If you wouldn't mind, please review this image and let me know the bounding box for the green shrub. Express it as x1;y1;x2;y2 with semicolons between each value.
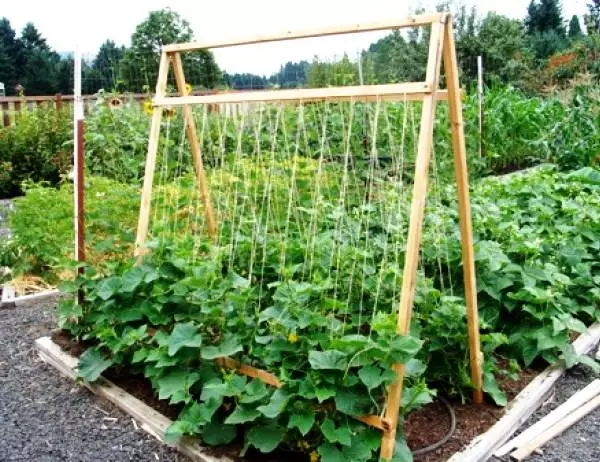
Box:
0;103;72;198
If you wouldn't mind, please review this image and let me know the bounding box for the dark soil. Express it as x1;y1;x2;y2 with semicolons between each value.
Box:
50;329;545;462
51;329;309;462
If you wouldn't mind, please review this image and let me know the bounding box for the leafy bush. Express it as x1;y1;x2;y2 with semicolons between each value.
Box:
49;163;599;461
0;102;72;198
6;177;140;283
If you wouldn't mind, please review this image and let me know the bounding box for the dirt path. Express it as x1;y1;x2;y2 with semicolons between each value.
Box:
0;295;188;462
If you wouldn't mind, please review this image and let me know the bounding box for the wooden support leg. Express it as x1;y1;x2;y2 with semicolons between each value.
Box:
170;52;218;241
379;17;447;461
135;52;170;260
443;19;484;405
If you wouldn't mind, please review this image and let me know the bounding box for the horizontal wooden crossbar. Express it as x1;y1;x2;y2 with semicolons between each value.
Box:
215;357;284;388
162;14;443;53
153;83;452;107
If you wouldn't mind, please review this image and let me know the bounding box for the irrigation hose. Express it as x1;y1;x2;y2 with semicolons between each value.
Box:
411;395;457;456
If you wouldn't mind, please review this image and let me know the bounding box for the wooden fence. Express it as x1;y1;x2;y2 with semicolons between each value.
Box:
0;91;256;128
0;93;149;127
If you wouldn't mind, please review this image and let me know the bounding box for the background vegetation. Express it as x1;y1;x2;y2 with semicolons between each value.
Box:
1;1;600;95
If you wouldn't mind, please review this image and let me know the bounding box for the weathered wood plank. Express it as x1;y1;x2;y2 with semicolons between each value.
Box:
447;322;600;462
35;336;231;462
1;283;16;308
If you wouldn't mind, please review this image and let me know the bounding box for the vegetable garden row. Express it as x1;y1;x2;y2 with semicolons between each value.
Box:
1;83;600;462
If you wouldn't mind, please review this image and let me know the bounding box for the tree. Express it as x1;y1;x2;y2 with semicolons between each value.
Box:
525;0;566;36
525;0;568;59
477;13;530;85
19;23;49;52
89;40;126;92
119;8;221;92
585;0;600;34
568;15;583;39
269;61;309;88
21;48;59;95
0;18;20;94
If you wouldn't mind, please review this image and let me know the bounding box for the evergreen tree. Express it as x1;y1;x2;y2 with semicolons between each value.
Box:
586;0;600;33
90;40;125;92
525;0;568;60
568;15;583;39
0;18;20;94
525;0;566;36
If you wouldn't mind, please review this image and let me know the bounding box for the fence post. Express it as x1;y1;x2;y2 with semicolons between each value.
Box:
1;102;9;128
73;49;85;302
56;93;63;111
477;55;484;158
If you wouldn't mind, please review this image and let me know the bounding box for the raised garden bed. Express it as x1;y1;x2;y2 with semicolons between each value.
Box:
35;324;600;462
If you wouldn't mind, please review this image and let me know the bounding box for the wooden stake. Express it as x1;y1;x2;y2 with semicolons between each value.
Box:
162;14;443;53
135;51;170;259
442;18;484;404
154;82;435;107
510;395;600;461
170;52;218;241
495;379;600;457
379;16;446;461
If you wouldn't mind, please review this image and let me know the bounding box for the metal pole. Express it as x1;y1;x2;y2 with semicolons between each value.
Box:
73;48;85;292
477;55;483;158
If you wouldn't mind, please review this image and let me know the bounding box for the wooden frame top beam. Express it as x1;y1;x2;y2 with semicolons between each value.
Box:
152;82;452;107
162;14;443;53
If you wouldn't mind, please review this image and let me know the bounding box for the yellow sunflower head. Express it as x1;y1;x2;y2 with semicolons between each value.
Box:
185;83;192;95
143;99;154;116
108;97;123;109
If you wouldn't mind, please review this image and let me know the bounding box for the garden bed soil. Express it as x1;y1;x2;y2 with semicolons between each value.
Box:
51;330;542;462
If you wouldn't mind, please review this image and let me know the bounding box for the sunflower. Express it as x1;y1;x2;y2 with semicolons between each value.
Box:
185;83;192;96
143;99;154;116
108;97;123;109
162;107;176;119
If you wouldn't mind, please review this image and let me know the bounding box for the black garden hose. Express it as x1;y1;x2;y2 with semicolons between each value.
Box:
412;395;457;456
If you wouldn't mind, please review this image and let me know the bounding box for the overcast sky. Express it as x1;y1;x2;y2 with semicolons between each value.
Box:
1;0;587;75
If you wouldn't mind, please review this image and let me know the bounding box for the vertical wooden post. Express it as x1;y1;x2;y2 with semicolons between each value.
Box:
135;51;171;259
170;52;218;241
73;49;85;304
1;102;9;128
443;18;484;404
477;55;484;159
380;16;447;461
56;94;63;111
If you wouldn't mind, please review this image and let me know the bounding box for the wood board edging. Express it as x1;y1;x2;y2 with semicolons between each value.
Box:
34;336;232;462
447;322;600;462
1;283;16;308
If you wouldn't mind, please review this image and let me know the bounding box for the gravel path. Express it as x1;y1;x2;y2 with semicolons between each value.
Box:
0;296;189;462
1;296;598;462
494;355;600;462
522;361;600;462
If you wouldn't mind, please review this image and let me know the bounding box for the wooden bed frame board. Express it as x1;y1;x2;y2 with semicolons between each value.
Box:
1;283;16;308
447;322;600;462
35;336;231;462
34;322;600;462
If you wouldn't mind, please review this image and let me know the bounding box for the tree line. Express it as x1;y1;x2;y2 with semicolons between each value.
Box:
1;1;599;97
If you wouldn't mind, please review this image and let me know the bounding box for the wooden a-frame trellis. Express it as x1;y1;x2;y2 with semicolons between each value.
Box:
134;12;483;460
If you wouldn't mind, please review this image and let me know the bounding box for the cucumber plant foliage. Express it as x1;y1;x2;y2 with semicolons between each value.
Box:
57;164;600;461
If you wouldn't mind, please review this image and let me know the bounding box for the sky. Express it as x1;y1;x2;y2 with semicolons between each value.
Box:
1;0;588;75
